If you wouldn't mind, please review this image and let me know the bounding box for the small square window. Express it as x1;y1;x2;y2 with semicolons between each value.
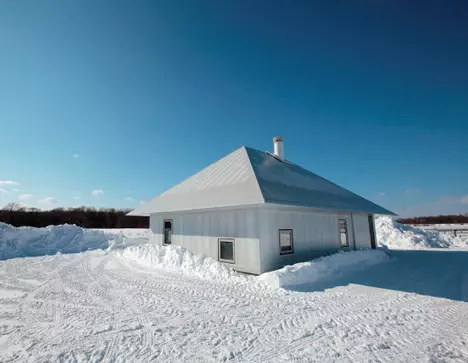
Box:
219;238;235;263
279;229;294;255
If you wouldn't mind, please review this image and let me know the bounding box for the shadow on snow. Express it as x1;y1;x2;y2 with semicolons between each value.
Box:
288;249;468;302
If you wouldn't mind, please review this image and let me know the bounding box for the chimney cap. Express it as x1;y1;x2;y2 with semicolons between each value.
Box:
272;136;285;160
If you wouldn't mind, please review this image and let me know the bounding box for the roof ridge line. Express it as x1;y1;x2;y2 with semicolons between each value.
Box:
242;146;266;204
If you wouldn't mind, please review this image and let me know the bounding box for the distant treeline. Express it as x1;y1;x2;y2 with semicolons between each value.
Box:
398;214;468;225
0;204;148;228
1;203;467;228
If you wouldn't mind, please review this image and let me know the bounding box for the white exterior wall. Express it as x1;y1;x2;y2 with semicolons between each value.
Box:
258;205;362;273
352;214;373;249
149;206;261;274
149;204;374;275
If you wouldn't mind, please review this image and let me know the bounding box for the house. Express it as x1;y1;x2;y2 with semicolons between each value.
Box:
128;137;395;274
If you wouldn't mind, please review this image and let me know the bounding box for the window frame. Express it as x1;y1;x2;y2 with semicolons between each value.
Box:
278;229;294;255
339;218;349;248
163;219;173;245
218;238;236;264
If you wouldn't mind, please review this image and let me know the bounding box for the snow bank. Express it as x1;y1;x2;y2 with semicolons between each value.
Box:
258;250;390;289
95;228;149;239
416;223;468;231
0;222;127;260
120;244;247;283
376;217;468;250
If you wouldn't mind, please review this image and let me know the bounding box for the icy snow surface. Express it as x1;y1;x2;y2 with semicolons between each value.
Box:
0;220;468;361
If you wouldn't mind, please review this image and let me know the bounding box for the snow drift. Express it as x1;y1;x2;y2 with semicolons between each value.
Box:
376;217;468;250
120;244;247;283
0;222;125;260
258;250;390;289
2;216;467;287
95;228;149;240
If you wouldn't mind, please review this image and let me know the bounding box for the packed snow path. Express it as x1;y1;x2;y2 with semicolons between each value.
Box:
1;250;468;362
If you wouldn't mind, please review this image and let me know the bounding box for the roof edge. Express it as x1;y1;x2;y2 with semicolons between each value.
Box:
128;202;265;216
261;201;397;216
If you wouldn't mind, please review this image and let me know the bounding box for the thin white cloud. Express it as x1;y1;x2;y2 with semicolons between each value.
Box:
34;196;59;210
19;194;35;201
379;192;385;196
92;189;104;196
140;200;147;204
41;196;58;204
73;153;80;158
11;188;22;192
0;180;19;185
73;196;81;200
124;196;135;202
460;195;468;204
0;188;9;194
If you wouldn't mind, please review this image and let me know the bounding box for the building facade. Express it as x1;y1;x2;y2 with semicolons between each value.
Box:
130;138;393;274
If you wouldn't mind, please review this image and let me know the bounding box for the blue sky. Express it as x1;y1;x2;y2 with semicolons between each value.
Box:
0;1;467;217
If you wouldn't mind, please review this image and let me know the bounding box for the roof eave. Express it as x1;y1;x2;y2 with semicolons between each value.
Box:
262;199;396;216
126;208;150;216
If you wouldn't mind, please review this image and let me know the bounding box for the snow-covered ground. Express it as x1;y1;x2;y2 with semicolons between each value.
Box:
0;219;468;362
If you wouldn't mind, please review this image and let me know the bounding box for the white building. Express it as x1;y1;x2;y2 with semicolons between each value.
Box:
129;137;395;274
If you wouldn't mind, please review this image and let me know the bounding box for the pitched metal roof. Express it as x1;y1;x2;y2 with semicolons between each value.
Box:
128;146;396;216
128;147;264;215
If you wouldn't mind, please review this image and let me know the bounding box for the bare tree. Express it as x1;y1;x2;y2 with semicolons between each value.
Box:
2;202;26;211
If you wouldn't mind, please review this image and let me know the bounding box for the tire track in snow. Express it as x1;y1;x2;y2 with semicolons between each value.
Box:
2;249;468;362
104;256;266;361
82;253;125;361
89;252;164;362
95;256;190;362
111;253;468;362
0;256;76;357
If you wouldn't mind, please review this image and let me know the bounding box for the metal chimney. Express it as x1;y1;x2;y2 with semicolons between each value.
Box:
273;136;284;160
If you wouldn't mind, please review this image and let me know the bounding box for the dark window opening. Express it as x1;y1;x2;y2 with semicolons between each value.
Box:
368;215;376;249
279;229;294;255
163;219;172;245
219;238;235;263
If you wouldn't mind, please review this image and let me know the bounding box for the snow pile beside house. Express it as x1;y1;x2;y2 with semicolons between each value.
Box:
376;217;468;249
0;222;125;260
120;244;247;283
258;250;389;289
